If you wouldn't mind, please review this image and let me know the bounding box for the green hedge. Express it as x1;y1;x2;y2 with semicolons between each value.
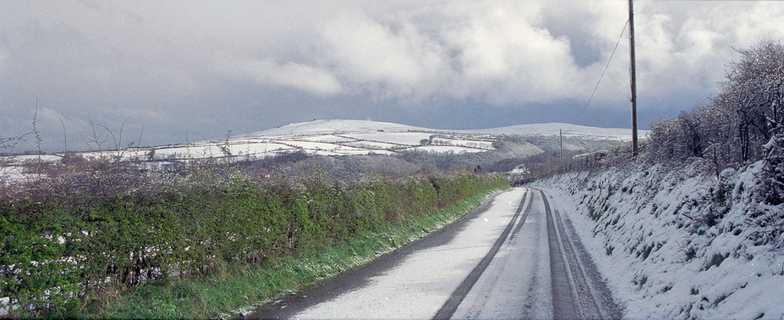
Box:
0;168;508;317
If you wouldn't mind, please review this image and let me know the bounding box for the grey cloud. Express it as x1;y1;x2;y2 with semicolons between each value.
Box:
1;1;783;152
226;58;343;96
312;1;587;103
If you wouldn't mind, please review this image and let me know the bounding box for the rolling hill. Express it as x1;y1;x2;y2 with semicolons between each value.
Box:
1;119;642;180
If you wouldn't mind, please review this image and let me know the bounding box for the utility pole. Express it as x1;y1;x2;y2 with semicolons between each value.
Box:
629;0;639;157
559;129;563;162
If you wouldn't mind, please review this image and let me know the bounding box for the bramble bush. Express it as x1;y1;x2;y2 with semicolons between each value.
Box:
0;156;508;317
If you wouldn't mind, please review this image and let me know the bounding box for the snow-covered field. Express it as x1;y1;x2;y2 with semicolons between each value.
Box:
470;122;646;141
533;160;784;319
1;119;633;176
16;118;778;318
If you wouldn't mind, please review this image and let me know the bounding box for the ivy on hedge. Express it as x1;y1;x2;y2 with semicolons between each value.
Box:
0;166;508;316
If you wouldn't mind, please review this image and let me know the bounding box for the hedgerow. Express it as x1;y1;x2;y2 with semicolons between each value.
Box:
0;158;508;317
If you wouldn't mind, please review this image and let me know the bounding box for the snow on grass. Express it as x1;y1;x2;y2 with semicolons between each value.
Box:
503;141;545;158
431;138;494;150
281;140;351;151
3;120;632;165
0;166;24;183
308;148;395;156
299;135;356;143
406;145;486;153
152;142;296;160
241;119;429;138
343;132;433;146
2;119;631;182
534;160;784;319
344;141;403;150
472;122;644;141
227;142;295;155
152;145;226;159
3;154;64;165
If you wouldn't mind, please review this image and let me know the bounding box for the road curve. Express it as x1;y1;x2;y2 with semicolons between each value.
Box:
248;188;620;319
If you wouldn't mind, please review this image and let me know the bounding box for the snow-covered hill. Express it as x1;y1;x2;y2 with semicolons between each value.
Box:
469;122;639;141
238;119;431;138
533;159;784;319
2;119;636;173
178;119;634;159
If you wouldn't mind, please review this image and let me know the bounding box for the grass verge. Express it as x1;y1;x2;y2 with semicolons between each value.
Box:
84;187;508;319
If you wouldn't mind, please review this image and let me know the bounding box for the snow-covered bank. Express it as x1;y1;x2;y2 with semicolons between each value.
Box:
533;159;784;319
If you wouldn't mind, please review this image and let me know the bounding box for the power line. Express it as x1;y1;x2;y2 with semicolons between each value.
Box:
567;19;629;133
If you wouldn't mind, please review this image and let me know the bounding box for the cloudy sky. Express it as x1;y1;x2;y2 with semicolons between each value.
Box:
2;1;784;151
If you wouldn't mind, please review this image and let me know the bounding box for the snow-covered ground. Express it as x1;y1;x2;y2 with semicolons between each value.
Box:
157;119;633;160
237;119;431;138
1;119;633;180
470;122;646;141
533;160;784;319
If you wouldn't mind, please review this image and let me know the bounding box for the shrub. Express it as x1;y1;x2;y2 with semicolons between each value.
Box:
0;156;508;317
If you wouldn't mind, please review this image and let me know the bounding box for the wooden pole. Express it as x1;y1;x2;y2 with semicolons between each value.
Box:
629;0;639;157
559;129;563;162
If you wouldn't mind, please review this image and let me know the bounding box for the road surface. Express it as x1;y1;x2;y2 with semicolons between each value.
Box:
249;187;621;319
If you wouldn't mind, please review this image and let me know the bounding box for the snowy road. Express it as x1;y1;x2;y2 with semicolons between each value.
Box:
250;188;620;319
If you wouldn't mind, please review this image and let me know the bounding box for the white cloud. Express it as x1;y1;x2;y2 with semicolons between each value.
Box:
444;1;582;103
244;59;343;96
3;0;784;150
315;1;586;103
212;56;342;96
8;0;781;107
318;9;452;99
283;0;784;106
615;1;784;101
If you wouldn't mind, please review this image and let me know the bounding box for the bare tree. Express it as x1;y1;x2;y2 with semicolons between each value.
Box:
724;41;784;161
645;41;784;168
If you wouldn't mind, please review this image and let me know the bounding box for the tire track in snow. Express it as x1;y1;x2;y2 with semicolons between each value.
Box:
542;189;620;319
432;190;529;319
543;189;582;319
250;188;620;319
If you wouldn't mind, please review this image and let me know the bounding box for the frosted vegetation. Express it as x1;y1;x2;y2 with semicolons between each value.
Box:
0;110;627;316
534;41;784;319
0;151;509;317
3;33;779;320
646;41;784;176
0;118;628;185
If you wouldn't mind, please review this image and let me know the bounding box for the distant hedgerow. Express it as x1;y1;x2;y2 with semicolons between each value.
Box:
0;155;508;317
